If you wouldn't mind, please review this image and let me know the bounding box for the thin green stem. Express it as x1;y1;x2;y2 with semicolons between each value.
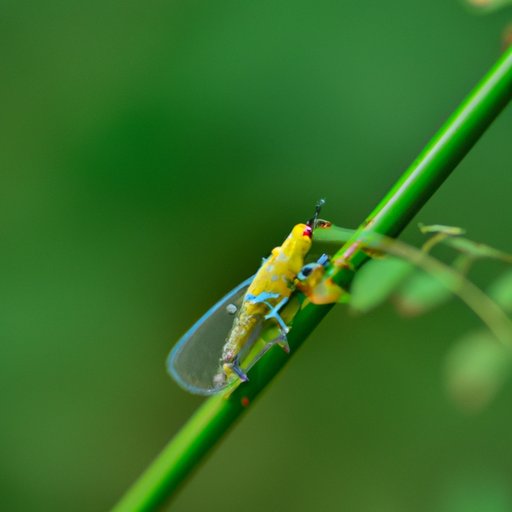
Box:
111;46;512;512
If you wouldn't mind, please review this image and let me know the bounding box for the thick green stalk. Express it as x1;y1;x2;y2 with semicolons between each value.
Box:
111;46;512;512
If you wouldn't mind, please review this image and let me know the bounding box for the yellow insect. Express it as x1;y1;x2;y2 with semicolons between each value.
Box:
168;200;341;395
220;214;317;381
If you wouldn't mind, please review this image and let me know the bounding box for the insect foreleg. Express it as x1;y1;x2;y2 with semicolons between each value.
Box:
264;296;290;333
316;253;330;266
263;296;291;353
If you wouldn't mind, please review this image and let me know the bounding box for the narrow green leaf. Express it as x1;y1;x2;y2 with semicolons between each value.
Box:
394;270;455;316
443;237;512;263
313;224;356;244
418;224;466;236
445;331;511;412
349;257;413;313
418;224;465;253
487;270;512;313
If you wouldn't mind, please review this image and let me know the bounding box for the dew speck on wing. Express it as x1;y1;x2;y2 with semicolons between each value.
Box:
226;304;237;315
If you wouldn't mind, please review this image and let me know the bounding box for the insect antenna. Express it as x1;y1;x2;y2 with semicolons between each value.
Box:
307;198;326;229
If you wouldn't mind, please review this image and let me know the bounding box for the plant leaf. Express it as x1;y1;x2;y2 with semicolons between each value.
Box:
442;237;512;263
445;330;511;412
487;270;512;314
349;257;413;313
418;224;466;236
394;270;455;316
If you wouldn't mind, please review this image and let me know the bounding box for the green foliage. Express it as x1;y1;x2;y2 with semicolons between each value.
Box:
348;225;512;412
442;237;512;263
488;270;512;313
445;331;511;412
419;224;466;236
349;257;413;313
394;269;456;316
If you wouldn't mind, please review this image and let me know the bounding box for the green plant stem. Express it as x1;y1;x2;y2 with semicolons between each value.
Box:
111;46;512;512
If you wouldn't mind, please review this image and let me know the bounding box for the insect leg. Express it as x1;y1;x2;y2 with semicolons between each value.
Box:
246;292;291;352
264;296;289;332
316;253;330;266
263;296;291;353
223;355;249;382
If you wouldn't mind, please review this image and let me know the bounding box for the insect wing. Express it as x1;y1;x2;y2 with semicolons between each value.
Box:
167;276;254;395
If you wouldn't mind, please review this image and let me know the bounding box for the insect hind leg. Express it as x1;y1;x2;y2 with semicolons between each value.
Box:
223;355;249;383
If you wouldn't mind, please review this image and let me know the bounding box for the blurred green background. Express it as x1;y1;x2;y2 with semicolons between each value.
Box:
1;1;512;511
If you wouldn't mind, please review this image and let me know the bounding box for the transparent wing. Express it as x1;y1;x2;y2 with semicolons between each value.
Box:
167;276;255;396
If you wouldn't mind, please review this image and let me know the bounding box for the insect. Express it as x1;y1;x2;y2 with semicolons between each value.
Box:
167;200;342;395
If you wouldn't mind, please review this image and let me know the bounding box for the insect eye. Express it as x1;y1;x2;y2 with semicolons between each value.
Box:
302;226;312;238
